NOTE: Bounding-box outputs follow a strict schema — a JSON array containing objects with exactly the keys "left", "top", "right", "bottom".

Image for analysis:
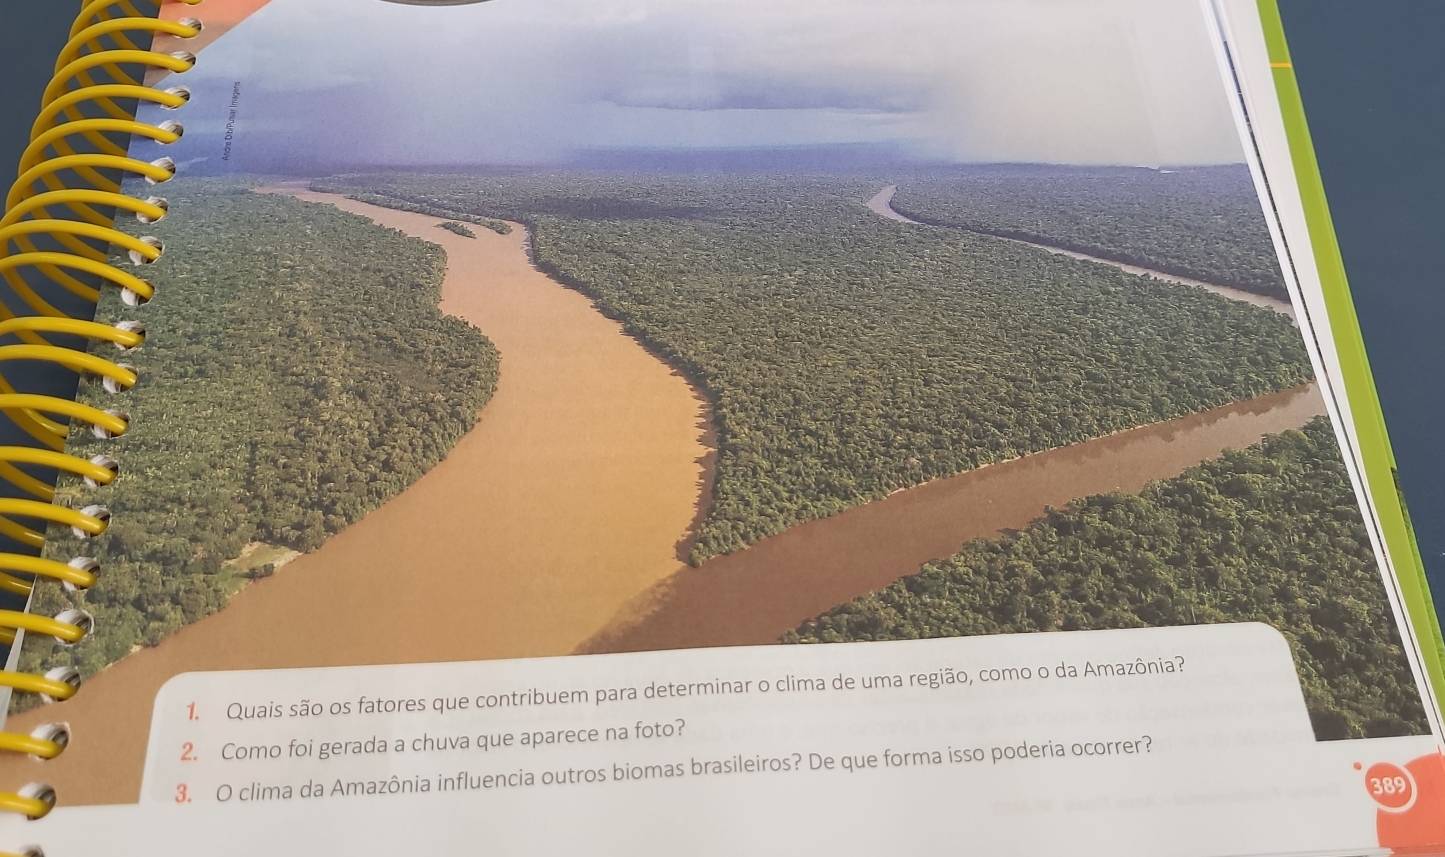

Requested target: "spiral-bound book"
[{"left": 1, "top": 1, "right": 1442, "bottom": 854}]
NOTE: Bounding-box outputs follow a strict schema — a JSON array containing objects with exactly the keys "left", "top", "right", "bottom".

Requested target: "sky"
[{"left": 161, "top": 0, "right": 1248, "bottom": 171}]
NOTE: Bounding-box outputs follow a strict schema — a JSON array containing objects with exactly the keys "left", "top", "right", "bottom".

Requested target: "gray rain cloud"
[{"left": 168, "top": 0, "right": 1247, "bottom": 171}]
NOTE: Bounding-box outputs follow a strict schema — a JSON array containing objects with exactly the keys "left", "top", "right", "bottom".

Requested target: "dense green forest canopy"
[
  {"left": 317, "top": 172, "right": 1312, "bottom": 563},
  {"left": 788, "top": 418, "right": 1426, "bottom": 741},
  {"left": 888, "top": 165, "right": 1287, "bottom": 298},
  {"left": 438, "top": 221, "right": 477, "bottom": 238},
  {"left": 20, "top": 183, "right": 499, "bottom": 682}
]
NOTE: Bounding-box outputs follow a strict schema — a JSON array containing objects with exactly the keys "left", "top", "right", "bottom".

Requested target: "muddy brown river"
[
  {"left": 3, "top": 187, "right": 1323, "bottom": 805},
  {"left": 583, "top": 382, "right": 1324, "bottom": 653},
  {"left": 1, "top": 188, "right": 710, "bottom": 804}
]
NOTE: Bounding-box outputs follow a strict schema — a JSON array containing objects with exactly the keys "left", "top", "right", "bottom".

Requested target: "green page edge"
[{"left": 1257, "top": 0, "right": 1445, "bottom": 714}]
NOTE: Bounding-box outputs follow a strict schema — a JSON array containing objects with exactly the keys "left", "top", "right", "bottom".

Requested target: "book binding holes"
[{"left": 0, "top": 0, "right": 204, "bottom": 845}]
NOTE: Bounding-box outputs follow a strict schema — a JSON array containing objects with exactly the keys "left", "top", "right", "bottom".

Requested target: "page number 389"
[{"left": 1364, "top": 762, "right": 1415, "bottom": 811}]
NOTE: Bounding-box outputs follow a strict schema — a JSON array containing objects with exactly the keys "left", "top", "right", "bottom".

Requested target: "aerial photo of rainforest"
[{"left": 3, "top": 0, "right": 1429, "bottom": 806}]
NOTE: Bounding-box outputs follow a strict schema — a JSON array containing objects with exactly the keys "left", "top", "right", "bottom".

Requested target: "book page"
[{"left": 2, "top": 0, "right": 1441, "bottom": 853}]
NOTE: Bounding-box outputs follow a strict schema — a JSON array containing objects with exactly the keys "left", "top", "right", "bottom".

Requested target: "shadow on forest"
[
  {"left": 518, "top": 197, "right": 718, "bottom": 221},
  {"left": 673, "top": 397, "right": 719, "bottom": 565}
]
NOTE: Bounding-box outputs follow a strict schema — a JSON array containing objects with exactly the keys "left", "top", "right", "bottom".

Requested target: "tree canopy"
[
  {"left": 19, "top": 182, "right": 499, "bottom": 686},
  {"left": 788, "top": 418, "right": 1427, "bottom": 741},
  {"left": 890, "top": 165, "right": 1287, "bottom": 299}
]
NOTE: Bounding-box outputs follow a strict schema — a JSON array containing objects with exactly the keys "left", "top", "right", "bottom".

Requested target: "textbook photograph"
[{"left": 1, "top": 0, "right": 1442, "bottom": 854}]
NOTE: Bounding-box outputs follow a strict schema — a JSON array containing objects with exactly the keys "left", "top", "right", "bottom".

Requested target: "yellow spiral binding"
[{"left": 0, "top": 0, "right": 202, "bottom": 836}]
